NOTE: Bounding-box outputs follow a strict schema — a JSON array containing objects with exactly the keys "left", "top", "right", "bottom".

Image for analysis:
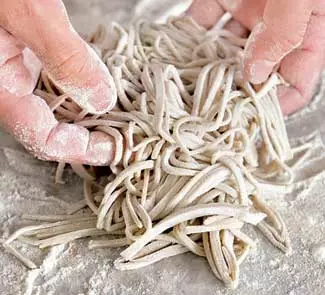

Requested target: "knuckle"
[
  {"left": 49, "top": 49, "right": 89, "bottom": 82},
  {"left": 280, "top": 33, "right": 304, "bottom": 50},
  {"left": 263, "top": 32, "right": 304, "bottom": 63},
  {"left": 5, "top": 0, "right": 43, "bottom": 22},
  {"left": 276, "top": 22, "right": 307, "bottom": 50}
]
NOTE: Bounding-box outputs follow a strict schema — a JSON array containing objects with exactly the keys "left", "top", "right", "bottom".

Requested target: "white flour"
[{"left": 0, "top": 1, "right": 325, "bottom": 294}]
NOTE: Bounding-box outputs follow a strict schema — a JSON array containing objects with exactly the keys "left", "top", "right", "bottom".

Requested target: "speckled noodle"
[{"left": 4, "top": 13, "right": 296, "bottom": 289}]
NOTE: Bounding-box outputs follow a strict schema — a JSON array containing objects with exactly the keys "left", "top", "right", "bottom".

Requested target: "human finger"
[
  {"left": 243, "top": 0, "right": 313, "bottom": 84},
  {"left": 186, "top": 0, "right": 248, "bottom": 36},
  {"left": 0, "top": 0, "right": 117, "bottom": 114},
  {"left": 0, "top": 88, "right": 115, "bottom": 165},
  {"left": 186, "top": 0, "right": 225, "bottom": 28},
  {"left": 0, "top": 28, "right": 24, "bottom": 67},
  {"left": 218, "top": 0, "right": 266, "bottom": 30},
  {"left": 278, "top": 11, "right": 325, "bottom": 115}
]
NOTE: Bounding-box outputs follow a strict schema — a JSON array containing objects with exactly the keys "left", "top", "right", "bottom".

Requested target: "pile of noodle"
[{"left": 4, "top": 14, "right": 297, "bottom": 289}]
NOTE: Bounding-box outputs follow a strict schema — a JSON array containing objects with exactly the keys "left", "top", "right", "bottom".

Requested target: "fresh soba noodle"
[{"left": 4, "top": 14, "right": 296, "bottom": 289}]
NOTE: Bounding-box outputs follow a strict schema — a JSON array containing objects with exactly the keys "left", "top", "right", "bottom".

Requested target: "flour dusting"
[
  {"left": 0, "top": 1, "right": 325, "bottom": 295},
  {"left": 311, "top": 243, "right": 325, "bottom": 264}
]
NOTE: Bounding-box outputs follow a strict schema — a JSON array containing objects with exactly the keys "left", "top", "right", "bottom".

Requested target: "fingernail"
[
  {"left": 23, "top": 48, "right": 42, "bottom": 86},
  {"left": 60, "top": 79, "right": 116, "bottom": 115},
  {"left": 244, "top": 21, "right": 266, "bottom": 57},
  {"left": 85, "top": 46, "right": 117, "bottom": 114},
  {"left": 219, "top": 0, "right": 241, "bottom": 11},
  {"left": 247, "top": 60, "right": 275, "bottom": 84},
  {"left": 86, "top": 132, "right": 115, "bottom": 166},
  {"left": 54, "top": 45, "right": 117, "bottom": 115},
  {"left": 87, "top": 77, "right": 117, "bottom": 114}
]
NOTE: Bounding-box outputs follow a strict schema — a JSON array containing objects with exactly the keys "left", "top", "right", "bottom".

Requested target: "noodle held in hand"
[{"left": 4, "top": 14, "right": 295, "bottom": 289}]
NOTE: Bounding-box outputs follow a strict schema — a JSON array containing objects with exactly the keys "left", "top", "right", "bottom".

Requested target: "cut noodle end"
[{"left": 3, "top": 14, "right": 301, "bottom": 289}]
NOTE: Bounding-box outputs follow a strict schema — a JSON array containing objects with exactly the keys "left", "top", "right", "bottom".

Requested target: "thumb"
[
  {"left": 244, "top": 0, "right": 312, "bottom": 84},
  {"left": 0, "top": 0, "right": 116, "bottom": 114}
]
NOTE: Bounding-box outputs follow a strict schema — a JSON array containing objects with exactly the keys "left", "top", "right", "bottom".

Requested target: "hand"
[
  {"left": 0, "top": 0, "right": 117, "bottom": 165},
  {"left": 187, "top": 0, "right": 325, "bottom": 115}
]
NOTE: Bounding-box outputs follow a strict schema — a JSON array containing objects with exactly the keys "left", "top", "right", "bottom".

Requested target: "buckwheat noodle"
[{"left": 4, "top": 14, "right": 300, "bottom": 289}]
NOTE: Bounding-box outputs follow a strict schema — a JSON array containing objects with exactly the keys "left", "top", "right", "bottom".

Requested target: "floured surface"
[{"left": 0, "top": 1, "right": 325, "bottom": 294}]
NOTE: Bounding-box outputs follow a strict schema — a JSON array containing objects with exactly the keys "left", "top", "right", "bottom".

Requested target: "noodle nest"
[{"left": 4, "top": 14, "right": 298, "bottom": 289}]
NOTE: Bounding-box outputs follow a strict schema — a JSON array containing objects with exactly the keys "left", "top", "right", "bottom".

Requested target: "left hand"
[{"left": 0, "top": 0, "right": 117, "bottom": 166}]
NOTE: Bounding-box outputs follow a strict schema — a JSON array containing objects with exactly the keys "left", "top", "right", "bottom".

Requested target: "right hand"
[{"left": 187, "top": 0, "right": 325, "bottom": 116}]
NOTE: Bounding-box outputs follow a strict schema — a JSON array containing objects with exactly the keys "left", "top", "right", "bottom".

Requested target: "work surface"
[{"left": 0, "top": 1, "right": 325, "bottom": 294}]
